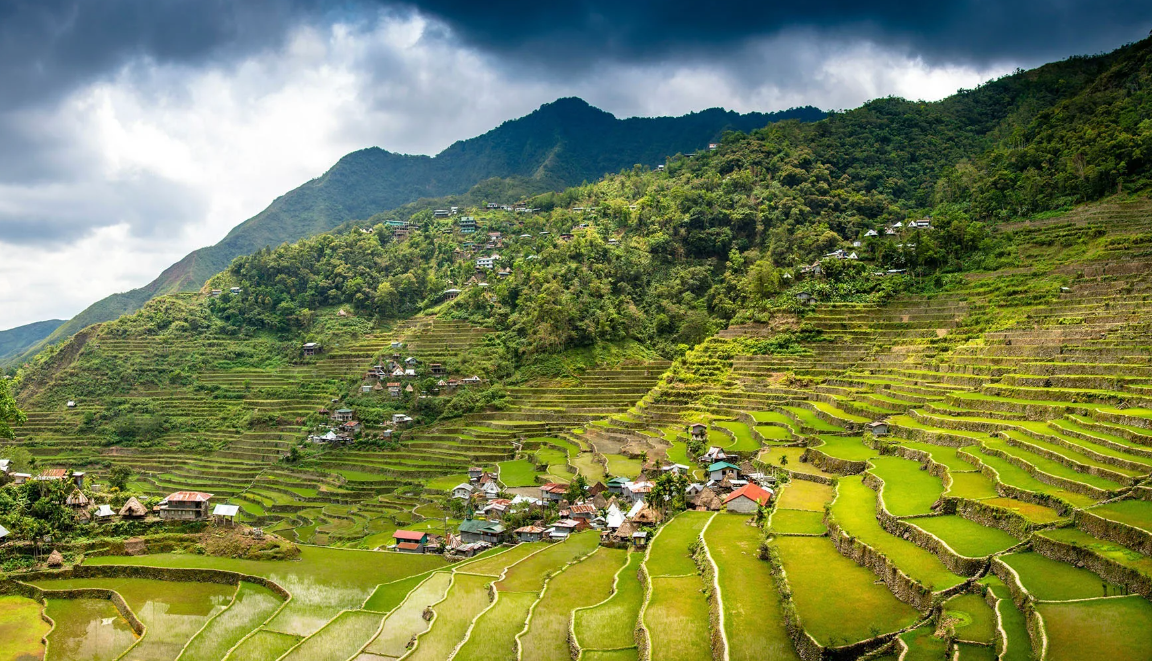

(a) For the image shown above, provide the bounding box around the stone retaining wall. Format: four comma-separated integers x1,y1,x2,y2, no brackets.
1073,508,1152,556
1031,533,1152,598
802,447,868,476
879,515,986,577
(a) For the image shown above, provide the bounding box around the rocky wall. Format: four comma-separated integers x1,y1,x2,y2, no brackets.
1031,533,1152,599
1073,508,1152,556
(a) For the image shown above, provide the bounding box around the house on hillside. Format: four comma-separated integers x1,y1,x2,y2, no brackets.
461,376,482,385
459,518,506,544
514,525,545,543
452,483,475,500
623,480,653,504
393,530,430,553
388,382,402,398
795,291,814,305
724,483,773,513
867,421,890,436
159,491,213,521
864,229,878,237
66,490,90,510
539,483,567,502
333,409,354,422
708,461,740,482
95,504,115,521
606,477,630,494
468,467,485,481
701,446,730,463
431,363,446,375
689,423,707,442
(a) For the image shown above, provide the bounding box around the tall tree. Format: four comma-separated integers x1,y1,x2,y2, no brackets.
0,378,25,439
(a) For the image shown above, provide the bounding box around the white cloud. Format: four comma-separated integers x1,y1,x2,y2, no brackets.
0,11,1016,330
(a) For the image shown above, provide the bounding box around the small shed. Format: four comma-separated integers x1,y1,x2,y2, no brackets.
302,342,319,357
212,504,240,526
66,490,90,508
867,421,890,436
95,504,115,520
47,549,64,567
689,423,707,442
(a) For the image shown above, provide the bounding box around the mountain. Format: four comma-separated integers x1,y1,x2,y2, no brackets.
0,319,65,366
17,100,823,364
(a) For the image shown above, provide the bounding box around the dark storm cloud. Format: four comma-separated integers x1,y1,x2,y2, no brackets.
0,0,326,112
401,0,1152,69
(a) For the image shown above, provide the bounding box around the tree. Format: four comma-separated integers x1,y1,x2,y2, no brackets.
0,378,26,440
565,474,589,503
108,466,133,491
648,471,690,514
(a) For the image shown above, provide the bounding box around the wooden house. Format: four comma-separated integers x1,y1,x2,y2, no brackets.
393,530,430,553
159,491,213,521
458,518,506,544
723,483,773,513
514,525,545,543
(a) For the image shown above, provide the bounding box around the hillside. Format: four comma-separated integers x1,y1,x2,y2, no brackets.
17,100,823,367
0,319,64,365
3,37,1152,661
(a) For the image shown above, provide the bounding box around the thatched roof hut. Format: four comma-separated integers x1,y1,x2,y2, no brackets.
612,520,638,542
695,488,723,511
47,549,64,567
119,496,148,518
631,503,662,525
66,490,90,507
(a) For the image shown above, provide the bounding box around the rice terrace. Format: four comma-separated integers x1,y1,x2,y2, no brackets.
5,9,1152,661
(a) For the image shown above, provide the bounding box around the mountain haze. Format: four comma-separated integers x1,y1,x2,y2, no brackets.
12,99,822,366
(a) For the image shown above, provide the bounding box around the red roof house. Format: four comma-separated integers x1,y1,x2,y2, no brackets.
723,483,773,513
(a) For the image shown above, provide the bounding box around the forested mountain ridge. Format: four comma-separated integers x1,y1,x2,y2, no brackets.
9,101,822,368
0,320,64,365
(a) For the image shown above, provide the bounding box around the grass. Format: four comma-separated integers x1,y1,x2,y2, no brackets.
0,595,50,661
955,642,998,660
897,440,980,472
705,514,801,661
645,575,714,661
751,410,795,426
496,531,600,592
85,545,446,637
782,406,844,432
1038,596,1152,661
32,576,233,660
770,509,827,535
899,624,949,660
44,597,137,661
909,515,1020,557
774,536,920,647
980,576,1031,661
813,435,877,461
831,478,965,591
1000,552,1119,600
498,459,539,487
945,470,1000,501
755,425,793,441
453,591,538,661
714,421,762,453
644,511,712,576
519,547,627,661
462,543,544,577
180,581,284,661
405,573,492,661
943,593,996,644
775,479,834,511
980,497,1065,524
581,650,640,661
280,609,383,661
426,472,471,491
970,449,1099,508
571,453,607,482
363,573,432,612
364,572,453,657
1037,527,1152,578
1088,498,1152,532
868,456,944,516
224,629,300,660
984,438,1124,491
604,454,643,478
574,552,644,652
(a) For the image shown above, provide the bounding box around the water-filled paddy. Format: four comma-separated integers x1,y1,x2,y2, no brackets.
44,597,137,661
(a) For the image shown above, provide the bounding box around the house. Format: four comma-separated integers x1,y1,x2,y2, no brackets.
724,483,773,513
453,483,475,500
443,288,462,300
119,496,148,519
0,459,9,474
434,209,450,218
459,518,506,544
605,503,625,529
623,480,653,503
708,461,740,482
341,420,363,435
210,289,222,297
404,368,416,378
0,524,9,541
689,423,707,442
867,421,890,436
159,491,213,521
568,503,596,521
405,356,418,366
461,376,482,385
333,409,354,422
431,363,446,375
864,229,879,237
388,382,402,398
629,502,661,525
10,473,30,484
606,477,630,494
230,287,242,295
95,504,116,521
661,463,690,475
795,291,814,305
392,413,413,426
468,467,485,481
911,218,932,229
847,252,859,260
37,468,69,481
390,340,404,349
66,400,76,409
212,504,240,526
392,367,405,378
459,216,477,232
497,268,512,277
587,481,607,497
701,447,730,463
540,483,567,502
514,525,545,543
66,490,90,509
361,384,373,394
478,480,501,499
393,530,430,553
476,255,498,269
481,498,512,518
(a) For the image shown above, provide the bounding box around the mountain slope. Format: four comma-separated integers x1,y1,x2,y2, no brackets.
0,319,64,366
22,100,822,364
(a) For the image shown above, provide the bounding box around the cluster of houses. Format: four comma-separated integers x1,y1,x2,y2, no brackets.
208,286,243,297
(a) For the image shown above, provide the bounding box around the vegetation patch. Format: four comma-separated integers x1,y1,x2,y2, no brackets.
868,456,944,516
574,551,645,652
1038,596,1152,661
519,547,626,661
908,515,1019,557
0,595,50,661
644,575,714,661
1000,551,1119,600
180,581,284,661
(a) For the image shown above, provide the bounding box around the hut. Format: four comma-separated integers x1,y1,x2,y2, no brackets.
118,496,148,519
695,488,723,512
47,549,64,567
212,504,240,526
66,489,90,509
630,503,661,525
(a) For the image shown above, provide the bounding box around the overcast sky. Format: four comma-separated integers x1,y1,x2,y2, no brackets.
2,0,1150,330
